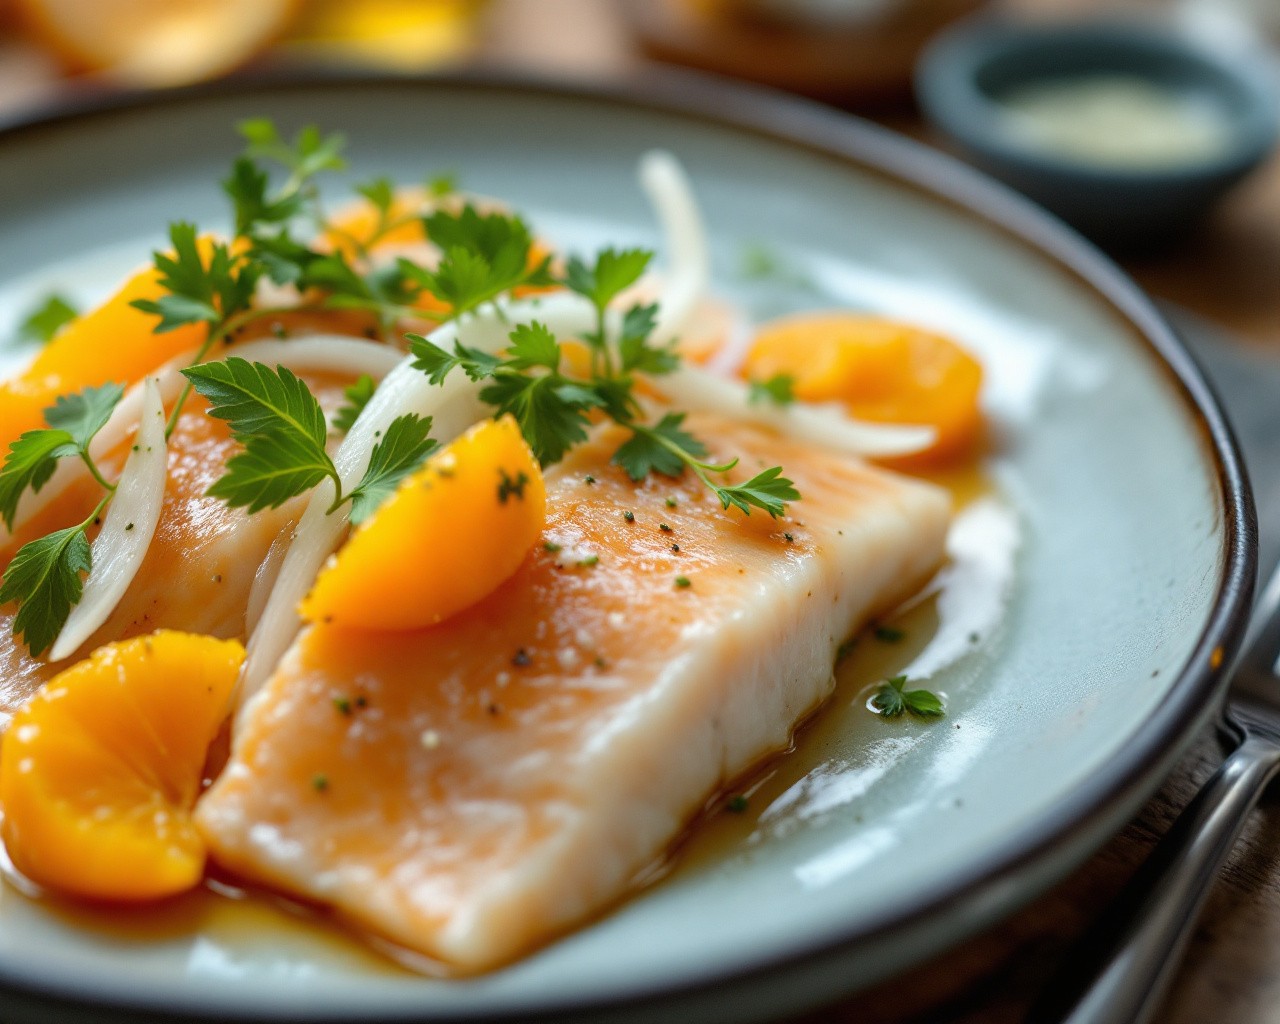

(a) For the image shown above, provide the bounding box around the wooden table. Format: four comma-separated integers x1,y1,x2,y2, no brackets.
2,1,1280,1021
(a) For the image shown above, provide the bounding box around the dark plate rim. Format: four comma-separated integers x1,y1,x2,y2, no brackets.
0,67,1258,1023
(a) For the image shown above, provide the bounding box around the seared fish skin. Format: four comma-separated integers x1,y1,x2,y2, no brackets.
196,416,950,972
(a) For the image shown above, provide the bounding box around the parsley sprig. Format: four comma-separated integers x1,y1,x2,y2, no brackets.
410,245,799,518
16,293,78,346
182,357,436,523
0,383,124,655
869,675,945,719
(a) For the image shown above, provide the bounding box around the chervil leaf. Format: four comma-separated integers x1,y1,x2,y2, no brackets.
130,294,219,332
748,373,796,407
425,247,494,311
612,413,708,482
869,675,945,720
245,230,317,286
407,206,541,316
348,414,437,524
564,248,652,310
207,428,334,514
903,687,945,718
332,374,376,434
427,172,458,198
869,677,907,718
619,303,676,375
182,358,328,448
424,206,532,265
407,335,502,384
0,383,123,530
44,382,125,451
132,224,257,331
505,321,560,371
715,465,799,519
0,430,75,530
356,177,395,214
239,119,346,181
0,524,92,657
18,294,78,345
480,374,596,465
223,157,303,235
150,222,212,301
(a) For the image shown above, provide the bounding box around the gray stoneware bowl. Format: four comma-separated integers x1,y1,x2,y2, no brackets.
916,20,1280,247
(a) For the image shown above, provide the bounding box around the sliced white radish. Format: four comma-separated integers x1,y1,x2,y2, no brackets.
226,335,403,380
48,378,169,663
639,150,710,345
654,365,937,458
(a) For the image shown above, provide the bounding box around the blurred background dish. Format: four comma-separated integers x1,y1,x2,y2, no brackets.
621,0,988,105
915,19,1279,247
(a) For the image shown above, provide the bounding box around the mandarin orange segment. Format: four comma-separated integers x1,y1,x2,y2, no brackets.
0,632,245,902
0,265,207,449
743,312,984,463
300,416,546,632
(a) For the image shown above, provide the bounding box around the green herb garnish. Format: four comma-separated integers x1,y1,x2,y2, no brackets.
748,373,796,407
869,675,944,719
0,383,124,655
17,294,78,345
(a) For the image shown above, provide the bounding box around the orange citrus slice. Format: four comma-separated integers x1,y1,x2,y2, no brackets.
16,0,300,86
743,312,984,464
0,264,207,450
0,632,245,902
301,416,546,631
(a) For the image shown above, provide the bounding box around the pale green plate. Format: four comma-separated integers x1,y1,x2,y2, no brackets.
0,73,1255,1023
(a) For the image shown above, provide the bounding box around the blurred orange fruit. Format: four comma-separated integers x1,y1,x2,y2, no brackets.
743,312,984,464
0,632,244,902
15,0,300,86
0,264,207,451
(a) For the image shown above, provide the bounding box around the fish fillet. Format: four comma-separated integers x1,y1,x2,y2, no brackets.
0,376,351,723
196,415,950,971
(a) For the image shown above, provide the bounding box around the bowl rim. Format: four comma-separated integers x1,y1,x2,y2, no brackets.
915,17,1280,185
0,67,1259,1023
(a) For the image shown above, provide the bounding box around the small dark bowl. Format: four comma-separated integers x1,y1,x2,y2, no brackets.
915,19,1279,248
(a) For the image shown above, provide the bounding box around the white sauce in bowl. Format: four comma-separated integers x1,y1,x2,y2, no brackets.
996,74,1235,170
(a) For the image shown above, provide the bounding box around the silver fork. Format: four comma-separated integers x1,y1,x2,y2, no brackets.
1032,558,1280,1024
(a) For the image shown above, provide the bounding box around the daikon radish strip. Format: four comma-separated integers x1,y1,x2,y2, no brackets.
639,150,709,345
239,293,603,704
653,365,937,458
49,379,168,663
225,336,402,380
245,523,293,638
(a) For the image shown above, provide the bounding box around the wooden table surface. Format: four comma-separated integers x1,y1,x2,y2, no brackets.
2,1,1280,1021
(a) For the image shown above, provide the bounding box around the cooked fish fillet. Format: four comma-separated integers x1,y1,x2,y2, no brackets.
0,378,349,723
195,416,951,972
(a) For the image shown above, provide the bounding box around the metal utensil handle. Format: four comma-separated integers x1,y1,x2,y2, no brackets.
1030,735,1280,1024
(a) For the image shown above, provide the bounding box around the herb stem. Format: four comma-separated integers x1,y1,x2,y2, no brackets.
163,302,327,439
80,491,113,532
79,452,116,495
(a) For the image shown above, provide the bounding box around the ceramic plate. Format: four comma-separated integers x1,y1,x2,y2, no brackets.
0,73,1255,1023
